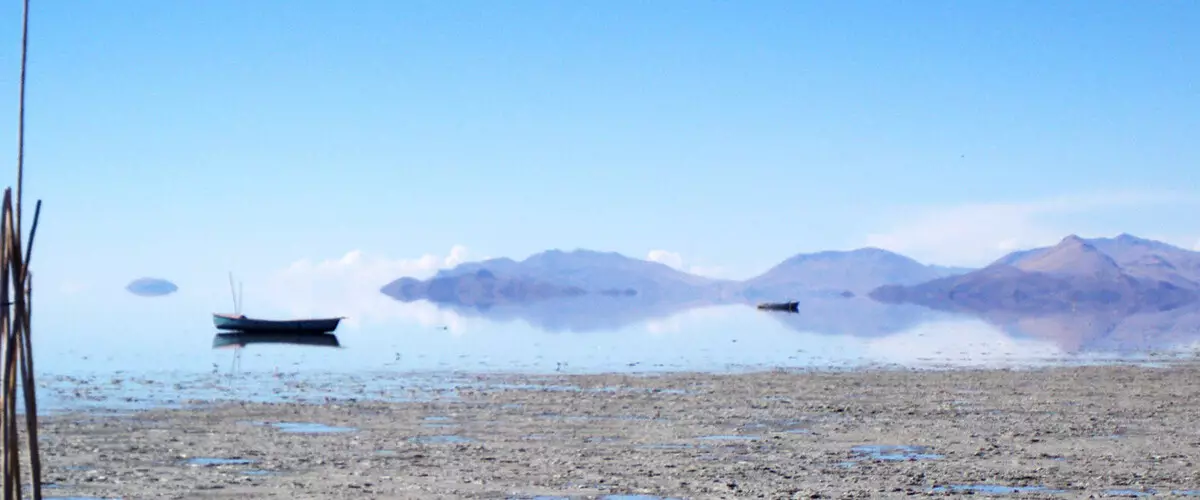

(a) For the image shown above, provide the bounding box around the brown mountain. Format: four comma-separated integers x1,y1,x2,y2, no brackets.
870,234,1200,314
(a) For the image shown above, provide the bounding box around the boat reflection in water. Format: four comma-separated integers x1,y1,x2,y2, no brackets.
212,331,342,376
212,331,342,349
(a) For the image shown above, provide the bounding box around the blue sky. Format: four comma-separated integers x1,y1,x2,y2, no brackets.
0,1,1196,316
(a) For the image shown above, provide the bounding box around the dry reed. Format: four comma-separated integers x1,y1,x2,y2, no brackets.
2,0,44,498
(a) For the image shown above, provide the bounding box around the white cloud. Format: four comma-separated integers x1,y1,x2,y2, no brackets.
261,246,470,331
864,191,1197,267
646,250,684,269
646,249,727,278
1194,239,1200,252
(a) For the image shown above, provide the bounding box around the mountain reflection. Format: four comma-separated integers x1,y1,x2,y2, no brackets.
763,296,952,338
424,294,1200,355
432,295,716,333
971,304,1200,354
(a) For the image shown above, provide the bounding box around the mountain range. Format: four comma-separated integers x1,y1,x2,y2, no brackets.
381,233,1200,315
871,234,1200,314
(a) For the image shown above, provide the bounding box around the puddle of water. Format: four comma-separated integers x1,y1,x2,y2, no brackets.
409,435,476,444
271,422,356,434
1104,489,1156,497
484,383,689,396
535,412,667,423
184,457,256,466
602,495,685,500
931,484,1067,494
696,434,759,441
1171,491,1200,497
635,443,695,450
374,450,399,456
45,497,124,500
423,416,451,421
241,469,276,476
851,444,942,461
741,419,810,434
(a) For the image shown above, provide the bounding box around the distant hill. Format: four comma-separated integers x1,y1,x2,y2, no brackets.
739,248,971,300
381,249,738,307
871,234,1200,314
125,278,178,297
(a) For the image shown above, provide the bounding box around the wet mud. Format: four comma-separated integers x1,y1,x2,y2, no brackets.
32,364,1200,498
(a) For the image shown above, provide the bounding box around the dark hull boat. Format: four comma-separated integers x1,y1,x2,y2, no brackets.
756,301,799,313
212,313,343,333
212,331,341,349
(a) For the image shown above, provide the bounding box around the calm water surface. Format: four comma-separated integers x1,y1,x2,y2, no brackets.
28,295,1200,411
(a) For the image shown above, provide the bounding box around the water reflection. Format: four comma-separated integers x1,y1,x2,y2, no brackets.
435,295,716,333
966,304,1200,354
765,296,950,338
212,332,342,349
26,293,1200,413
30,294,1200,382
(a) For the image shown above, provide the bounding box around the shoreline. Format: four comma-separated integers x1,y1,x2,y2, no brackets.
29,351,1200,415
33,362,1200,498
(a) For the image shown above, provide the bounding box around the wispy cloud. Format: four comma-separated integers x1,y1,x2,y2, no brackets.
864,190,1197,267
261,246,470,331
646,250,684,269
646,249,727,278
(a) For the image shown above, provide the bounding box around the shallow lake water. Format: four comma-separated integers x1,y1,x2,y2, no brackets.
26,294,1200,412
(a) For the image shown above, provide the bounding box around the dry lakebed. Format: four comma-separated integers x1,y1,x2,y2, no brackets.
32,363,1200,499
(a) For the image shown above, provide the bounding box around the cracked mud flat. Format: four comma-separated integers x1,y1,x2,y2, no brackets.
33,364,1200,499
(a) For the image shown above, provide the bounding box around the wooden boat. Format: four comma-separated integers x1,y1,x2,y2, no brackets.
212,313,343,333
212,331,341,349
756,301,799,313
213,273,344,333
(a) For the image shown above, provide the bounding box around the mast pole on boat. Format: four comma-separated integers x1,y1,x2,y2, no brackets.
228,272,238,315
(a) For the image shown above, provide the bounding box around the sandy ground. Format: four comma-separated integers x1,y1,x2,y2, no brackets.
30,364,1200,499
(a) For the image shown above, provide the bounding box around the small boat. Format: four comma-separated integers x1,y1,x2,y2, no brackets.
213,273,344,333
756,301,799,313
212,313,343,333
212,331,341,349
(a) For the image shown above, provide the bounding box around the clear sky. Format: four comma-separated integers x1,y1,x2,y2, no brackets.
0,0,1196,317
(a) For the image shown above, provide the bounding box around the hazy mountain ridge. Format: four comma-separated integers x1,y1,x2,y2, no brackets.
380,234,1200,314
380,246,968,307
381,249,739,307
870,235,1200,314
738,247,972,299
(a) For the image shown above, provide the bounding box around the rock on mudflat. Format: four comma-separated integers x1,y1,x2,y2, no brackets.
126,277,178,297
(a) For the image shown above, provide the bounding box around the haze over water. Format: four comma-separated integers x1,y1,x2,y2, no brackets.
37,295,1199,378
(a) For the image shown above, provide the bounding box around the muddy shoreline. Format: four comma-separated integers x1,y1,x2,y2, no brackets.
33,364,1200,499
